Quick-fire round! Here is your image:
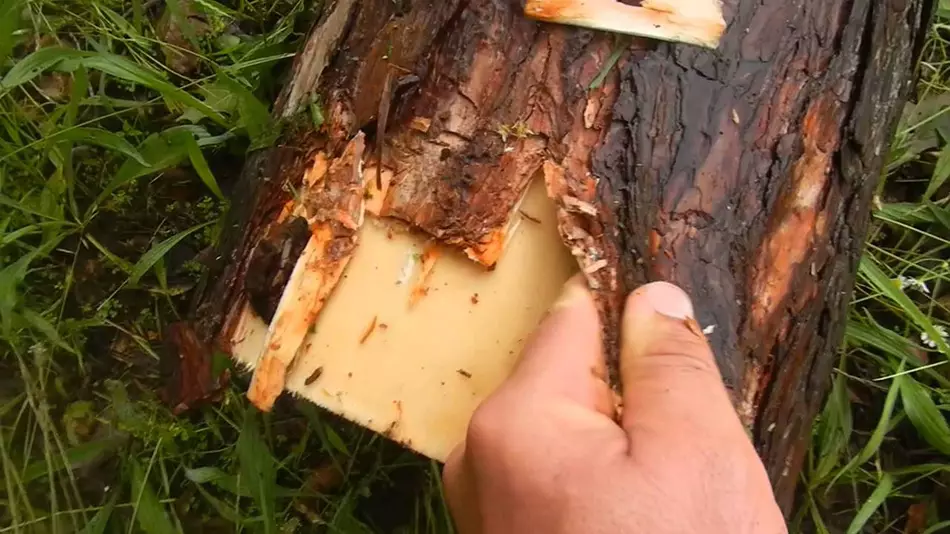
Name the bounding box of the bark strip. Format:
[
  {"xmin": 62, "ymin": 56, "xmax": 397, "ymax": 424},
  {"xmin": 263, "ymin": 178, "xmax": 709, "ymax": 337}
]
[{"xmin": 247, "ymin": 134, "xmax": 366, "ymax": 412}]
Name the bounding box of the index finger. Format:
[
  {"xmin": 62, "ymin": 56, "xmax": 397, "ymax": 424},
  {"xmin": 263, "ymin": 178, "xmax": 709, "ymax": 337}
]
[{"xmin": 505, "ymin": 276, "xmax": 617, "ymax": 418}]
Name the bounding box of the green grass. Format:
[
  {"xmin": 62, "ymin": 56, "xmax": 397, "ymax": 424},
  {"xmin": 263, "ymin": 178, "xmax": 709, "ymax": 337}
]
[
  {"xmin": 798, "ymin": 10, "xmax": 950, "ymax": 533},
  {"xmin": 0, "ymin": 0, "xmax": 452, "ymax": 532},
  {"xmin": 2, "ymin": 0, "xmax": 950, "ymax": 532}
]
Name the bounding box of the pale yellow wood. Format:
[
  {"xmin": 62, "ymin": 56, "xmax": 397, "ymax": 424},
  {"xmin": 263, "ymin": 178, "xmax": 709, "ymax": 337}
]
[
  {"xmin": 525, "ymin": 0, "xmax": 726, "ymax": 49},
  {"xmin": 230, "ymin": 179, "xmax": 576, "ymax": 461}
]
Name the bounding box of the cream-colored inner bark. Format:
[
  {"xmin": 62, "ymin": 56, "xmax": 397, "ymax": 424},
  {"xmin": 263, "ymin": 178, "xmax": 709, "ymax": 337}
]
[{"xmin": 230, "ymin": 179, "xmax": 576, "ymax": 461}]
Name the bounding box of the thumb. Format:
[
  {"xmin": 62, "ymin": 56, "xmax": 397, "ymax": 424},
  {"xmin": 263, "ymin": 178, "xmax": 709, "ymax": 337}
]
[{"xmin": 619, "ymin": 282, "xmax": 741, "ymax": 439}]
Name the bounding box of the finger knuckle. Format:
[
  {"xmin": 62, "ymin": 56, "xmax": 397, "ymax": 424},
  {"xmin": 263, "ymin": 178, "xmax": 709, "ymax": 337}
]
[{"xmin": 465, "ymin": 401, "xmax": 509, "ymax": 453}]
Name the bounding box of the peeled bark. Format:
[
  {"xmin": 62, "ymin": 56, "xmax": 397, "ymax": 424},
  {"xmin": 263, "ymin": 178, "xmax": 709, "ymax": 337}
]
[{"xmin": 192, "ymin": 0, "xmax": 934, "ymax": 514}]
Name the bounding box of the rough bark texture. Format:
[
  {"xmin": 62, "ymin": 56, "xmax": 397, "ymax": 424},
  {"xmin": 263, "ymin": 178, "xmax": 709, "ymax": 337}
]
[
  {"xmin": 192, "ymin": 0, "xmax": 933, "ymax": 514},
  {"xmin": 592, "ymin": 0, "xmax": 933, "ymax": 509}
]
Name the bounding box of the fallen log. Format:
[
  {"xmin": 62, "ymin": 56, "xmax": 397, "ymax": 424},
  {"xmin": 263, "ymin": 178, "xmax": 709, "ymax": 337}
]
[{"xmin": 191, "ymin": 0, "xmax": 934, "ymax": 514}]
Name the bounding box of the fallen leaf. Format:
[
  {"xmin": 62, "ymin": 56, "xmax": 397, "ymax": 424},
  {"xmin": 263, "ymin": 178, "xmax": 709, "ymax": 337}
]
[{"xmin": 903, "ymin": 502, "xmax": 928, "ymax": 534}]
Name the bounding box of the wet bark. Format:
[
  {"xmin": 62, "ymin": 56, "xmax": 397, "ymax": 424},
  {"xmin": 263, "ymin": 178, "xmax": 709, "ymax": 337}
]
[{"xmin": 192, "ymin": 0, "xmax": 934, "ymax": 514}]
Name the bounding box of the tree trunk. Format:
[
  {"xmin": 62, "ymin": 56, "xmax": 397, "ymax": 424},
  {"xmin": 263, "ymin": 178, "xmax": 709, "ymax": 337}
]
[{"xmin": 191, "ymin": 0, "xmax": 934, "ymax": 514}]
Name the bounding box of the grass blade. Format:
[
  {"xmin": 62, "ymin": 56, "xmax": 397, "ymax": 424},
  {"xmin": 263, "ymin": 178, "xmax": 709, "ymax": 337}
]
[
  {"xmin": 0, "ymin": 239, "xmax": 63, "ymax": 334},
  {"xmin": 49, "ymin": 127, "xmax": 148, "ymax": 166},
  {"xmin": 21, "ymin": 435, "xmax": 123, "ymax": 484},
  {"xmin": 845, "ymin": 473, "xmax": 893, "ymax": 534},
  {"xmin": 589, "ymin": 38, "xmax": 626, "ymax": 90},
  {"xmin": 21, "ymin": 308, "xmax": 78, "ymax": 356},
  {"xmin": 192, "ymin": 484, "xmax": 244, "ymax": 525},
  {"xmin": 129, "ymin": 221, "xmax": 213, "ymax": 285},
  {"xmin": 186, "ymin": 465, "xmax": 297, "ymax": 499},
  {"xmin": 0, "ymin": 194, "xmax": 65, "ymax": 221},
  {"xmin": 898, "ymin": 374, "xmax": 950, "ymax": 455},
  {"xmin": 928, "ymin": 202, "xmax": 950, "ymax": 231},
  {"xmin": 84, "ymin": 234, "xmax": 134, "ymax": 274},
  {"xmin": 185, "ymin": 466, "xmax": 229, "ymax": 485},
  {"xmin": 0, "ymin": 0, "xmax": 22, "ymax": 67},
  {"xmin": 96, "ymin": 127, "xmax": 227, "ymax": 206},
  {"xmin": 78, "ymin": 54, "xmax": 225, "ymax": 125},
  {"xmin": 829, "ymin": 366, "xmax": 903, "ymax": 488},
  {"xmin": 217, "ymin": 75, "xmax": 277, "ymax": 150},
  {"xmin": 97, "ymin": 132, "xmax": 190, "ymax": 205},
  {"xmin": 0, "ymin": 47, "xmax": 84, "ymax": 91},
  {"xmin": 812, "ymin": 371, "xmax": 853, "ymax": 483},
  {"xmin": 129, "ymin": 455, "xmax": 178, "ymax": 534},
  {"xmin": 183, "ymin": 135, "xmax": 224, "ymax": 199},
  {"xmin": 926, "ymin": 143, "xmax": 950, "ymax": 199},
  {"xmin": 324, "ymin": 426, "xmax": 350, "ymax": 458},
  {"xmin": 78, "ymin": 493, "xmax": 117, "ymax": 534},
  {"xmin": 0, "ymin": 222, "xmax": 67, "ymax": 247},
  {"xmin": 237, "ymin": 410, "xmax": 277, "ymax": 534},
  {"xmin": 875, "ymin": 202, "xmax": 937, "ymax": 225},
  {"xmin": 859, "ymin": 257, "xmax": 950, "ymax": 355},
  {"xmin": 847, "ymin": 316, "xmax": 918, "ymax": 363},
  {"xmin": 0, "ymin": 47, "xmax": 226, "ymax": 125},
  {"xmin": 923, "ymin": 521, "xmax": 950, "ymax": 534}
]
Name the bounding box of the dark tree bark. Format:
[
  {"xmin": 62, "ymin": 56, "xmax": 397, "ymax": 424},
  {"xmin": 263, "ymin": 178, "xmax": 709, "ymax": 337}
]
[{"xmin": 192, "ymin": 0, "xmax": 934, "ymax": 514}]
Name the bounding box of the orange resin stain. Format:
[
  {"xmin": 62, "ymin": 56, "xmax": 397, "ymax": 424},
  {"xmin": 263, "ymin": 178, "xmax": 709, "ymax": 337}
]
[{"xmin": 749, "ymin": 95, "xmax": 840, "ymax": 332}]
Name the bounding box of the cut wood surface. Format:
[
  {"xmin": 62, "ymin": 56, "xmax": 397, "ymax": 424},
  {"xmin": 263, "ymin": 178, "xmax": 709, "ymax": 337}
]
[
  {"xmin": 192, "ymin": 0, "xmax": 934, "ymax": 514},
  {"xmin": 524, "ymin": 0, "xmax": 726, "ymax": 48}
]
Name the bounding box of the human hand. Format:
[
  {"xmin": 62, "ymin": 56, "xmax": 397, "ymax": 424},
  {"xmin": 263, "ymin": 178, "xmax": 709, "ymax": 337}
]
[{"xmin": 442, "ymin": 279, "xmax": 787, "ymax": 534}]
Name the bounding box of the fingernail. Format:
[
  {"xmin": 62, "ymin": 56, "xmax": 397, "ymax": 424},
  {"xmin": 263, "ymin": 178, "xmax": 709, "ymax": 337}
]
[
  {"xmin": 633, "ymin": 282, "xmax": 695, "ymax": 320},
  {"xmin": 551, "ymin": 276, "xmax": 591, "ymax": 312},
  {"xmin": 622, "ymin": 283, "xmax": 698, "ymax": 371}
]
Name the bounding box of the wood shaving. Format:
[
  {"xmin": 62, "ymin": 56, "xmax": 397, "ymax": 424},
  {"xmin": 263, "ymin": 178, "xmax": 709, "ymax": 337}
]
[
  {"xmin": 562, "ymin": 195, "xmax": 598, "ymax": 216},
  {"xmin": 583, "ymin": 259, "xmax": 609, "ymax": 274}
]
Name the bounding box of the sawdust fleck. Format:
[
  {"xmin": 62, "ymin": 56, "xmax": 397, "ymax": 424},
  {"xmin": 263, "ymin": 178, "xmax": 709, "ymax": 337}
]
[
  {"xmin": 359, "ymin": 316, "xmax": 378, "ymax": 344},
  {"xmin": 520, "ymin": 210, "xmax": 542, "ymax": 224},
  {"xmin": 305, "ymin": 366, "xmax": 324, "ymax": 386}
]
